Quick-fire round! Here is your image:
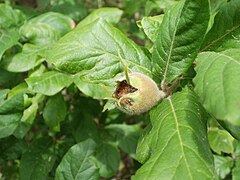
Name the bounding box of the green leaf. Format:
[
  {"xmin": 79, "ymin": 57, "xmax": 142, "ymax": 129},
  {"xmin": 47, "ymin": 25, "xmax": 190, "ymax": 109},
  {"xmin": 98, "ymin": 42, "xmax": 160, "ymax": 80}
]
[
  {"xmin": 43, "ymin": 93, "xmax": 67, "ymax": 131},
  {"xmin": 0, "ymin": 136, "xmax": 27, "ymax": 160},
  {"xmin": 25, "ymin": 71, "xmax": 73, "ymax": 96},
  {"xmin": 71, "ymin": 117, "xmax": 100, "ymax": 143},
  {"xmin": 201, "ymin": 0, "xmax": 240, "ymax": 51},
  {"xmin": 106, "ymin": 124, "xmax": 141, "ymax": 157},
  {"xmin": 51, "ymin": 0, "xmax": 87, "ymax": 22},
  {"xmin": 0, "ymin": 4, "xmax": 25, "ymax": 28},
  {"xmin": 193, "ymin": 49, "xmax": 240, "ymax": 127},
  {"xmin": 0, "ymin": 90, "xmax": 25, "ymax": 139},
  {"xmin": 208, "ymin": 128, "xmax": 234, "ymax": 154},
  {"xmin": 77, "ymin": 8, "xmax": 123, "ymax": 28},
  {"xmin": 73, "ymin": 75, "xmax": 114, "ymax": 99},
  {"xmin": 1, "ymin": 44, "xmax": 45, "ymax": 72},
  {"xmin": 0, "ymin": 68, "xmax": 21, "ymax": 87},
  {"xmin": 214, "ymin": 155, "xmax": 233, "ymax": 179},
  {"xmin": 218, "ymin": 120, "xmax": 240, "ymax": 141},
  {"xmin": 137, "ymin": 15, "xmax": 164, "ymax": 42},
  {"xmin": 233, "ymin": 159, "xmax": 240, "ymax": 180},
  {"xmin": 19, "ymin": 137, "xmax": 55, "ymax": 180},
  {"xmin": 56, "ymin": 139, "xmax": 99, "ymax": 180},
  {"xmin": 133, "ymin": 89, "xmax": 216, "ymax": 179},
  {"xmin": 0, "ymin": 113, "xmax": 22, "ymax": 139},
  {"xmin": 94, "ymin": 143, "xmax": 120, "ymax": 178},
  {"xmin": 0, "ymin": 28, "xmax": 19, "ymax": 60},
  {"xmin": 152, "ymin": 0, "xmax": 210, "ymax": 84},
  {"xmin": 20, "ymin": 12, "xmax": 74, "ymax": 45},
  {"xmin": 45, "ymin": 19, "xmax": 152, "ymax": 99},
  {"xmin": 0, "ymin": 90, "xmax": 25, "ymax": 114}
]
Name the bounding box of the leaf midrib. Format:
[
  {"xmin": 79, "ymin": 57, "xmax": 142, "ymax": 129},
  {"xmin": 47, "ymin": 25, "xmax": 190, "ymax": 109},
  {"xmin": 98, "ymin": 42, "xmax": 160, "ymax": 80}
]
[
  {"xmin": 163, "ymin": 3, "xmax": 184, "ymax": 83},
  {"xmin": 168, "ymin": 96, "xmax": 193, "ymax": 179}
]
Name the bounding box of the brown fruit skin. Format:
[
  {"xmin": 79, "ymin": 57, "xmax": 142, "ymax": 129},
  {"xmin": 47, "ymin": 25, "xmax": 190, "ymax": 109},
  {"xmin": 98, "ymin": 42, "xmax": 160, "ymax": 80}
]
[{"xmin": 113, "ymin": 72, "xmax": 165, "ymax": 115}]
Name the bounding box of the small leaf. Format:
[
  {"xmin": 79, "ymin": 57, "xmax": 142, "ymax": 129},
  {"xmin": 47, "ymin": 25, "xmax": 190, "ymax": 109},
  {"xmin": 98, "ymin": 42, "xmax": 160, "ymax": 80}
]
[
  {"xmin": 193, "ymin": 49, "xmax": 240, "ymax": 127},
  {"xmin": 43, "ymin": 93, "xmax": 67, "ymax": 131},
  {"xmin": 94, "ymin": 143, "xmax": 120, "ymax": 178},
  {"xmin": 214, "ymin": 155, "xmax": 233, "ymax": 179},
  {"xmin": 1, "ymin": 44, "xmax": 45, "ymax": 72},
  {"xmin": 0, "ymin": 28, "xmax": 19, "ymax": 60},
  {"xmin": 45, "ymin": 19, "xmax": 152, "ymax": 99},
  {"xmin": 152, "ymin": 0, "xmax": 210, "ymax": 83},
  {"xmin": 0, "ymin": 113, "xmax": 22, "ymax": 139},
  {"xmin": 134, "ymin": 89, "xmax": 216, "ymax": 179},
  {"xmin": 0, "ymin": 91, "xmax": 25, "ymax": 114},
  {"xmin": 25, "ymin": 71, "xmax": 73, "ymax": 96},
  {"xmin": 77, "ymin": 8, "xmax": 123, "ymax": 28},
  {"xmin": 137, "ymin": 15, "xmax": 164, "ymax": 42},
  {"xmin": 0, "ymin": 4, "xmax": 25, "ymax": 28},
  {"xmin": 201, "ymin": 0, "xmax": 240, "ymax": 51},
  {"xmin": 56, "ymin": 139, "xmax": 99, "ymax": 180},
  {"xmin": 208, "ymin": 128, "xmax": 234, "ymax": 154}
]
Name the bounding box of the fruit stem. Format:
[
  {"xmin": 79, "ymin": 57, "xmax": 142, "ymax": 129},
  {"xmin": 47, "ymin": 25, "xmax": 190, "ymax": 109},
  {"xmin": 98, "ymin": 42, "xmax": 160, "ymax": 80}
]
[{"xmin": 118, "ymin": 49, "xmax": 131, "ymax": 85}]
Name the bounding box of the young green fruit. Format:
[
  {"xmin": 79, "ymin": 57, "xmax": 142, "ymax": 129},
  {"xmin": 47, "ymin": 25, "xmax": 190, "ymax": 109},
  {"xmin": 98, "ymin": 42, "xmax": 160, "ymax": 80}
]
[{"xmin": 113, "ymin": 72, "xmax": 165, "ymax": 115}]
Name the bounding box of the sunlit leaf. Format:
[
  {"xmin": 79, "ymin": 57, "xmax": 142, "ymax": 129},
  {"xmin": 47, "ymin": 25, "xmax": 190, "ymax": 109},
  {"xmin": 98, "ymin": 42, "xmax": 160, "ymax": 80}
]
[
  {"xmin": 152, "ymin": 0, "xmax": 210, "ymax": 83},
  {"xmin": 134, "ymin": 89, "xmax": 216, "ymax": 179}
]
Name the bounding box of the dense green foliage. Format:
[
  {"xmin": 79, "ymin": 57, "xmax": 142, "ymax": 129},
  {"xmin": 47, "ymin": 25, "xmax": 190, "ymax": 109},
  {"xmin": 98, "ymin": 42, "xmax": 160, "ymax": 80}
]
[{"xmin": 0, "ymin": 0, "xmax": 240, "ymax": 179}]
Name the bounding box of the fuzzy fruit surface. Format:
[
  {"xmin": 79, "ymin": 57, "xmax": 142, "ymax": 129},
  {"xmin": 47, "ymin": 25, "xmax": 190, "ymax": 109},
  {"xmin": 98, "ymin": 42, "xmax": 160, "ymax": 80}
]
[{"xmin": 113, "ymin": 72, "xmax": 164, "ymax": 115}]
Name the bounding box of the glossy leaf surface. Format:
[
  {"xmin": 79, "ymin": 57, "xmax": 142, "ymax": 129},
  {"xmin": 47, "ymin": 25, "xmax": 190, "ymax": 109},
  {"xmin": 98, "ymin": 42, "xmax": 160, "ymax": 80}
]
[{"xmin": 45, "ymin": 19, "xmax": 152, "ymax": 98}]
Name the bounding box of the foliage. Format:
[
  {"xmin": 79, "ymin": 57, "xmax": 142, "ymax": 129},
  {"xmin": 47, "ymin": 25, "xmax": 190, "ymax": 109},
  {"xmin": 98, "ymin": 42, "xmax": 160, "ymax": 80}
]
[{"xmin": 0, "ymin": 0, "xmax": 240, "ymax": 179}]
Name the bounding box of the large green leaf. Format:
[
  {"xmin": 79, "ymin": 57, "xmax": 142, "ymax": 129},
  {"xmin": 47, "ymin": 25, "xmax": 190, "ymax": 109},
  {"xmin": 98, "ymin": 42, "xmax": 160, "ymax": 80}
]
[
  {"xmin": 1, "ymin": 44, "xmax": 44, "ymax": 72},
  {"xmin": 55, "ymin": 139, "xmax": 99, "ymax": 180},
  {"xmin": 201, "ymin": 0, "xmax": 240, "ymax": 52},
  {"xmin": 43, "ymin": 93, "xmax": 67, "ymax": 131},
  {"xmin": 0, "ymin": 28, "xmax": 19, "ymax": 60},
  {"xmin": 20, "ymin": 12, "xmax": 74, "ymax": 45},
  {"xmin": 25, "ymin": 71, "xmax": 73, "ymax": 96},
  {"xmin": 45, "ymin": 19, "xmax": 152, "ymax": 99},
  {"xmin": 193, "ymin": 49, "xmax": 240, "ymax": 127},
  {"xmin": 76, "ymin": 8, "xmax": 123, "ymax": 28},
  {"xmin": 133, "ymin": 89, "xmax": 216, "ymax": 179},
  {"xmin": 0, "ymin": 4, "xmax": 25, "ymax": 28},
  {"xmin": 152, "ymin": 0, "xmax": 210, "ymax": 84}
]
